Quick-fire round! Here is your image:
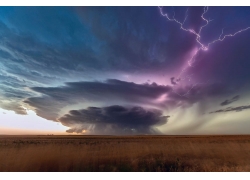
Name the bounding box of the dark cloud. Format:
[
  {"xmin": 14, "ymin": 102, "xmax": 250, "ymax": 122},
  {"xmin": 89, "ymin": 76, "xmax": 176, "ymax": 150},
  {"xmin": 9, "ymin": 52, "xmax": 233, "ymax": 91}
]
[
  {"xmin": 31, "ymin": 79, "xmax": 172, "ymax": 101},
  {"xmin": 220, "ymin": 95, "xmax": 240, "ymax": 106},
  {"xmin": 170, "ymin": 77, "xmax": 177, "ymax": 85},
  {"xmin": 210, "ymin": 105, "xmax": 250, "ymax": 114},
  {"xmin": 59, "ymin": 105, "xmax": 169, "ymax": 135},
  {"xmin": 24, "ymin": 77, "xmax": 237, "ymax": 122},
  {"xmin": 170, "ymin": 77, "xmax": 181, "ymax": 85},
  {"xmin": 24, "ymin": 96, "xmax": 63, "ymax": 121},
  {"xmin": 24, "ymin": 79, "xmax": 172, "ymax": 120}
]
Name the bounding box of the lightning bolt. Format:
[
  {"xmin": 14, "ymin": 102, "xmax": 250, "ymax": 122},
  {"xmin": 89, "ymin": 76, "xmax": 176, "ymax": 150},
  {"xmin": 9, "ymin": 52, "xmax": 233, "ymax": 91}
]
[{"xmin": 158, "ymin": 6, "xmax": 250, "ymax": 97}]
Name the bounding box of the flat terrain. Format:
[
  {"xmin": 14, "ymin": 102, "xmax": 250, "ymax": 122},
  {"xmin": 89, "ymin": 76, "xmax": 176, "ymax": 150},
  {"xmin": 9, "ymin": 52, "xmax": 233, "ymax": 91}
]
[{"xmin": 0, "ymin": 135, "xmax": 250, "ymax": 172}]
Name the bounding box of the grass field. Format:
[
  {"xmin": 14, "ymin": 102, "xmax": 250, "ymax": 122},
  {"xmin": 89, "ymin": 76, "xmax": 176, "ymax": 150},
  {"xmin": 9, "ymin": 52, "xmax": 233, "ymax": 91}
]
[{"xmin": 0, "ymin": 135, "xmax": 250, "ymax": 172}]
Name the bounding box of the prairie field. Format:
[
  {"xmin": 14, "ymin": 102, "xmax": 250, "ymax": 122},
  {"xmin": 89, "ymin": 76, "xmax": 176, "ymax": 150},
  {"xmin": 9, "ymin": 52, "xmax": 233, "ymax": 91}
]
[{"xmin": 0, "ymin": 135, "xmax": 250, "ymax": 172}]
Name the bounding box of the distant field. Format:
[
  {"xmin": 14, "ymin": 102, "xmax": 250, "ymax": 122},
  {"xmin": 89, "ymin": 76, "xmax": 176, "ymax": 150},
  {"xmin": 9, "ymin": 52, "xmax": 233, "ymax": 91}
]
[{"xmin": 0, "ymin": 135, "xmax": 250, "ymax": 172}]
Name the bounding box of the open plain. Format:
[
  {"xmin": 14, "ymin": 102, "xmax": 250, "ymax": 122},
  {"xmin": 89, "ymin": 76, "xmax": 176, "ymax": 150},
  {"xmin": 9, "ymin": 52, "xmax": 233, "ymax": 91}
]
[{"xmin": 0, "ymin": 135, "xmax": 250, "ymax": 172}]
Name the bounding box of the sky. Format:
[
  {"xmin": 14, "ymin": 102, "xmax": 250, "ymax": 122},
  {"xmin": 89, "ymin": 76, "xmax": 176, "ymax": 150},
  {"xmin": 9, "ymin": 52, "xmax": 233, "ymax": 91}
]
[{"xmin": 0, "ymin": 6, "xmax": 250, "ymax": 135}]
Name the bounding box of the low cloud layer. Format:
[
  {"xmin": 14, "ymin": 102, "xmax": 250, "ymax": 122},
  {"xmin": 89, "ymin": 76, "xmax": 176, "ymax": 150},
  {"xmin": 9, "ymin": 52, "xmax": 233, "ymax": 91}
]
[
  {"xmin": 220, "ymin": 95, "xmax": 240, "ymax": 106},
  {"xmin": 22, "ymin": 76, "xmax": 241, "ymax": 130},
  {"xmin": 59, "ymin": 105, "xmax": 169, "ymax": 135},
  {"xmin": 210, "ymin": 105, "xmax": 250, "ymax": 114},
  {"xmin": 24, "ymin": 79, "xmax": 172, "ymax": 121},
  {"xmin": 24, "ymin": 78, "xmax": 234, "ymax": 123}
]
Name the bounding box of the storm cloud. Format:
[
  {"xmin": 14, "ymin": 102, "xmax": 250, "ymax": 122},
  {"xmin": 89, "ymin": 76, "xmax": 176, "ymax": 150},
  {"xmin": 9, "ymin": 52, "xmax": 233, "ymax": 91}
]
[
  {"xmin": 220, "ymin": 95, "xmax": 240, "ymax": 106},
  {"xmin": 59, "ymin": 105, "xmax": 169, "ymax": 135},
  {"xmin": 23, "ymin": 78, "xmax": 236, "ymax": 123},
  {"xmin": 0, "ymin": 7, "xmax": 250, "ymax": 135},
  {"xmin": 24, "ymin": 79, "xmax": 172, "ymax": 120},
  {"xmin": 210, "ymin": 105, "xmax": 250, "ymax": 114}
]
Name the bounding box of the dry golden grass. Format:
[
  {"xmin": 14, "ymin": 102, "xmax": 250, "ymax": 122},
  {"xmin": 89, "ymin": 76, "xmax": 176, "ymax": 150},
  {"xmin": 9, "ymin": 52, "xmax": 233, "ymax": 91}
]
[{"xmin": 0, "ymin": 135, "xmax": 250, "ymax": 172}]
